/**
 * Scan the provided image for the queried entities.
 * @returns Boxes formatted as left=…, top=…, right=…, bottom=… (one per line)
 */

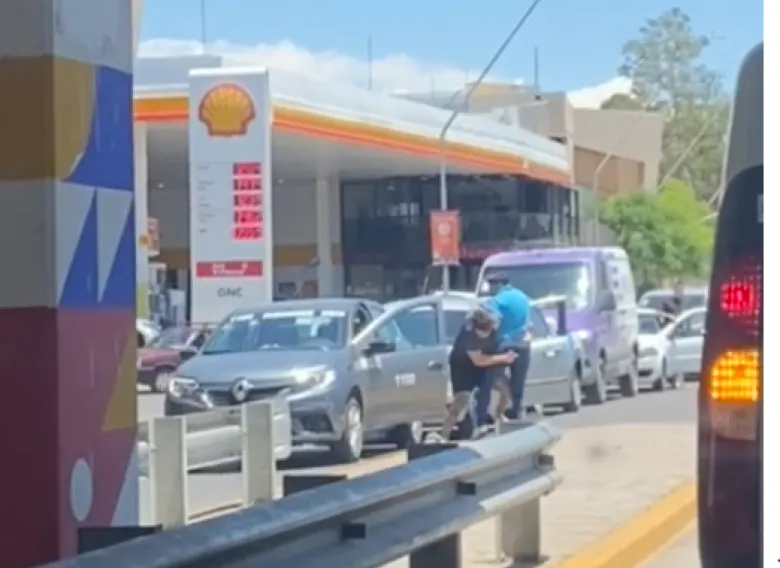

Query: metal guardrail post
left=241, top=401, right=277, bottom=505
left=494, top=420, right=545, bottom=563
left=408, top=442, right=462, bottom=568
left=148, top=416, right=188, bottom=528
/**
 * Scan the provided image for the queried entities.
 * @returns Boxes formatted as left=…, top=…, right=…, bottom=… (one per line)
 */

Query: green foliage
left=600, top=93, right=644, bottom=111
left=617, top=8, right=730, bottom=200
left=599, top=180, right=714, bottom=289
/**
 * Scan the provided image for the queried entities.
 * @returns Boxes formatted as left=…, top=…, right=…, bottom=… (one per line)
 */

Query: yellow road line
left=552, top=481, right=697, bottom=568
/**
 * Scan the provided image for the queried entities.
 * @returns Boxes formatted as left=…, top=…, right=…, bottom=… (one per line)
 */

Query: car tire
left=331, top=397, right=364, bottom=463
left=562, top=367, right=583, bottom=413
left=619, top=358, right=640, bottom=398
left=668, top=373, right=683, bottom=390
left=392, top=421, right=424, bottom=449
left=583, top=358, right=608, bottom=405
left=153, top=366, right=175, bottom=393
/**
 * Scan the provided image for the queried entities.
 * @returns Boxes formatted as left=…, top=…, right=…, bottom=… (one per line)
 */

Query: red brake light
left=717, top=261, right=762, bottom=337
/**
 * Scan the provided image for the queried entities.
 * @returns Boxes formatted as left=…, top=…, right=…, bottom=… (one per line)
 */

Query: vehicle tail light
left=708, top=349, right=759, bottom=441
left=718, top=262, right=761, bottom=337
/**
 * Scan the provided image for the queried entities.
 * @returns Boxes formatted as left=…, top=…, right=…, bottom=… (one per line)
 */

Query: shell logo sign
left=198, top=83, right=256, bottom=137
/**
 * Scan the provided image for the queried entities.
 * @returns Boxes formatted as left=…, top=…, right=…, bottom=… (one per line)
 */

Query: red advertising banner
left=429, top=210, right=461, bottom=266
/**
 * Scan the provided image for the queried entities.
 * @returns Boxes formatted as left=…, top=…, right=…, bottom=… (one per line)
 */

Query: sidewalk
left=641, top=524, right=698, bottom=568
left=384, top=422, right=695, bottom=567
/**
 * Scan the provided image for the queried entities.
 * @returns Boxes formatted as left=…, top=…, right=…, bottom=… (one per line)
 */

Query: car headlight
left=639, top=347, right=659, bottom=357
left=289, top=367, right=336, bottom=393
left=167, top=377, right=200, bottom=397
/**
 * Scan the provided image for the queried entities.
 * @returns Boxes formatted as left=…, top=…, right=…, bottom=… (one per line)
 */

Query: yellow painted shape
left=102, top=329, right=138, bottom=432
left=0, top=56, right=94, bottom=180
left=552, top=481, right=697, bottom=568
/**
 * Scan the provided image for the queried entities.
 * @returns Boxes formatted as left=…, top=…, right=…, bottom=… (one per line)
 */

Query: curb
left=551, top=481, right=696, bottom=568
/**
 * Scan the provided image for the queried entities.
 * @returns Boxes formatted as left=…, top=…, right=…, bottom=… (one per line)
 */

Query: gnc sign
left=217, top=287, right=243, bottom=298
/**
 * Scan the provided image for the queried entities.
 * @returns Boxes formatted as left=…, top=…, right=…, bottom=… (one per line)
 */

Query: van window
left=479, top=263, right=593, bottom=309
left=606, top=257, right=636, bottom=308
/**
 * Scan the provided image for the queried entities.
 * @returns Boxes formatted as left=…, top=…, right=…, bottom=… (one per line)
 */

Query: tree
left=617, top=8, right=730, bottom=200
left=599, top=181, right=714, bottom=290
left=600, top=93, right=644, bottom=111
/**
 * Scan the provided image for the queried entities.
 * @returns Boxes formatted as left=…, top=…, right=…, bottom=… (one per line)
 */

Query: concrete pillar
left=0, top=2, right=138, bottom=566
left=315, top=177, right=334, bottom=295
left=135, top=122, right=150, bottom=317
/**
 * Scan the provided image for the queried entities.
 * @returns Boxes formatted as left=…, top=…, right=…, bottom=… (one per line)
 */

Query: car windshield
left=639, top=292, right=707, bottom=311
left=147, top=327, right=193, bottom=349
left=202, top=309, right=348, bottom=353
left=638, top=314, right=662, bottom=335
left=478, top=262, right=593, bottom=310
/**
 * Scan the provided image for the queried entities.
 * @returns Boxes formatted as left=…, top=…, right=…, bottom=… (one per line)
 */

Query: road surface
left=136, top=382, right=697, bottom=521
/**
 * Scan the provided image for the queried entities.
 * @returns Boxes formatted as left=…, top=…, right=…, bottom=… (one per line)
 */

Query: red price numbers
left=233, top=227, right=262, bottom=240
left=233, top=177, right=261, bottom=191
left=234, top=210, right=262, bottom=225
left=234, top=193, right=262, bottom=208
left=233, top=162, right=262, bottom=176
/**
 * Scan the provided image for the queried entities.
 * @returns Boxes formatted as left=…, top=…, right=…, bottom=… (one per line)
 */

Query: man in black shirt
left=426, top=308, right=517, bottom=442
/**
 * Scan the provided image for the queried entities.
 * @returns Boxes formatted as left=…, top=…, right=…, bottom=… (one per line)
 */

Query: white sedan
left=637, top=309, right=679, bottom=391
left=637, top=307, right=707, bottom=391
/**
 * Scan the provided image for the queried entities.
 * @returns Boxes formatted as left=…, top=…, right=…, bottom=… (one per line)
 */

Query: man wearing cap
left=425, top=308, right=516, bottom=443
left=482, top=272, right=532, bottom=421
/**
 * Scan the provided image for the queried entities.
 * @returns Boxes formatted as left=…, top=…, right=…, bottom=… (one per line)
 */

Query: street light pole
left=437, top=0, right=545, bottom=291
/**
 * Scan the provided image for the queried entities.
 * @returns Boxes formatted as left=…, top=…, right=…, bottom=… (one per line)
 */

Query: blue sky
left=140, top=0, right=762, bottom=103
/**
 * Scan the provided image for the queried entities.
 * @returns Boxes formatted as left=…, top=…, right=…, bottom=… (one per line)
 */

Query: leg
left=439, top=392, right=471, bottom=440
left=505, top=347, right=531, bottom=420
left=492, top=374, right=512, bottom=421
left=473, top=371, right=495, bottom=427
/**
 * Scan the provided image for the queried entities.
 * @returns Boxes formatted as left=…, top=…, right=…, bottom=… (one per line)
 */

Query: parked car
left=387, top=292, right=587, bottom=416
left=637, top=308, right=682, bottom=391
left=665, top=307, right=707, bottom=381
left=137, top=325, right=213, bottom=391
left=638, top=286, right=709, bottom=312
left=477, top=246, right=640, bottom=403
left=136, top=318, right=161, bottom=347
left=164, top=297, right=451, bottom=462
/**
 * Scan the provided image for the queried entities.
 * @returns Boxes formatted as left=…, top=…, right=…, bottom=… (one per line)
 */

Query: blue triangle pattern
left=100, top=204, right=136, bottom=308
left=60, top=193, right=99, bottom=308
left=65, top=66, right=134, bottom=192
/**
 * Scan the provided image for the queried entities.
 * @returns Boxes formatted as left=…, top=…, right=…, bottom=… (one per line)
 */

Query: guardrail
left=43, top=419, right=561, bottom=568
left=137, top=397, right=292, bottom=527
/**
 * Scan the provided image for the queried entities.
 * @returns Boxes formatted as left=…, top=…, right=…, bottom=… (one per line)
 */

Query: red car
left=137, top=326, right=211, bottom=392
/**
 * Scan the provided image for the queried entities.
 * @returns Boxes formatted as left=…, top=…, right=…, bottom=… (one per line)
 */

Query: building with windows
left=133, top=56, right=580, bottom=315
left=398, top=83, right=665, bottom=196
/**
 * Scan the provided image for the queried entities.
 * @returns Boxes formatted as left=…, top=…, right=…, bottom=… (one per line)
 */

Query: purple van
left=476, top=246, right=640, bottom=402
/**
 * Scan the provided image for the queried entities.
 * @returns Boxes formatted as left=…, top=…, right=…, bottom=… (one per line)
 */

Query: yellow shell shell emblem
left=198, top=83, right=256, bottom=137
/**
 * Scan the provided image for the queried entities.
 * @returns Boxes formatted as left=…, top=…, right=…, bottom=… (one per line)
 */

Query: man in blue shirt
left=480, top=272, right=532, bottom=424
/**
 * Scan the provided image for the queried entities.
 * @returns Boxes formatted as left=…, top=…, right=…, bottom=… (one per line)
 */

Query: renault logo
left=231, top=378, right=251, bottom=403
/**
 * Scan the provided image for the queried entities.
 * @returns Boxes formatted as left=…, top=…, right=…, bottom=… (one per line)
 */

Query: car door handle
left=427, top=361, right=444, bottom=371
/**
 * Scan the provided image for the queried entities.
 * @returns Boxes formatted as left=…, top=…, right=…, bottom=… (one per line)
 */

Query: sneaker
left=424, top=432, right=447, bottom=444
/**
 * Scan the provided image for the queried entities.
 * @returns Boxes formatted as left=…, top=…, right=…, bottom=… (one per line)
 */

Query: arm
left=466, top=350, right=512, bottom=367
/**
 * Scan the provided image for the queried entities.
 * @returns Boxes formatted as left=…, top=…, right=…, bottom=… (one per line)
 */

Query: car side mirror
left=363, top=339, right=396, bottom=356
left=545, top=316, right=558, bottom=336
left=598, top=291, right=617, bottom=312
left=180, top=347, right=198, bottom=362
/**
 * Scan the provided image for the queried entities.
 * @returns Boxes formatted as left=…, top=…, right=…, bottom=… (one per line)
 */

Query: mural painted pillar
left=0, top=1, right=138, bottom=565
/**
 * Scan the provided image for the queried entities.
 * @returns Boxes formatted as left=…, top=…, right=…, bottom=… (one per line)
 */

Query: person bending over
left=426, top=309, right=517, bottom=443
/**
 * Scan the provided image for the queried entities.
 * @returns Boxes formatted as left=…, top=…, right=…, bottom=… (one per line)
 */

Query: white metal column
left=315, top=177, right=334, bottom=296
left=134, top=122, right=150, bottom=317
